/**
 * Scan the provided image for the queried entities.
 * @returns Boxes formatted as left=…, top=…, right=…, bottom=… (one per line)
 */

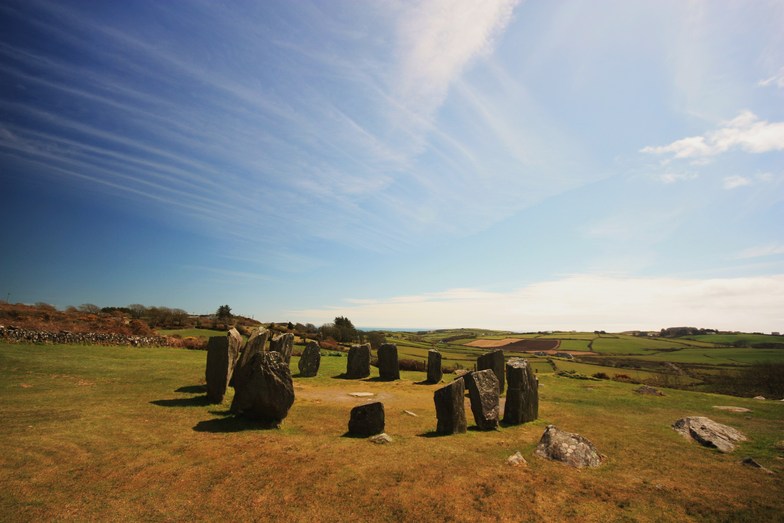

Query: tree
left=78, top=303, right=101, bottom=314
left=216, top=305, right=233, bottom=322
left=366, top=331, right=386, bottom=350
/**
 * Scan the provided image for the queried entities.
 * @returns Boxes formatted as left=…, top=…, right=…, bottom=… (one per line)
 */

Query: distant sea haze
left=358, top=327, right=433, bottom=332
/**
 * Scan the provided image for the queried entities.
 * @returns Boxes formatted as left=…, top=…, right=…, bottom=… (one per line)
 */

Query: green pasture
left=557, top=339, right=593, bottom=351
left=625, top=347, right=784, bottom=365
left=684, top=333, right=784, bottom=346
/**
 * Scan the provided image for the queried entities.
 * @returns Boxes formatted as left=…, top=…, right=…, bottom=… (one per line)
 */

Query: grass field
left=156, top=328, right=227, bottom=338
left=685, top=334, right=784, bottom=346
left=1, top=342, right=783, bottom=521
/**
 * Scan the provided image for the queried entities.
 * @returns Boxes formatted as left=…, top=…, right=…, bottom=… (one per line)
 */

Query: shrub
left=593, top=372, right=610, bottom=380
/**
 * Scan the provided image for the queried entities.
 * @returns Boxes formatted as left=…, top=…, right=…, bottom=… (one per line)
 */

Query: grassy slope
left=156, top=328, right=228, bottom=338
left=1, top=343, right=783, bottom=522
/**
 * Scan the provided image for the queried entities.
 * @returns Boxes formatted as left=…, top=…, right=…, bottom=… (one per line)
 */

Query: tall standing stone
left=465, top=369, right=500, bottom=430
left=434, top=379, right=467, bottom=435
left=231, top=327, right=268, bottom=390
left=348, top=402, right=385, bottom=436
left=346, top=344, right=371, bottom=379
left=377, top=343, right=400, bottom=381
left=269, top=333, right=294, bottom=364
left=427, top=350, right=443, bottom=384
left=477, top=349, right=505, bottom=393
left=503, top=357, right=539, bottom=425
left=231, top=351, right=294, bottom=424
left=298, top=341, right=321, bottom=377
left=205, top=328, right=242, bottom=404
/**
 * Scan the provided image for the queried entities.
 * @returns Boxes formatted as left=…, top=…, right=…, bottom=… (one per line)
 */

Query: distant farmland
left=466, top=338, right=562, bottom=352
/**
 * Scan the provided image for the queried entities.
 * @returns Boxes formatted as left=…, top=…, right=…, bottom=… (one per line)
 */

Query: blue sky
left=1, top=0, right=783, bottom=332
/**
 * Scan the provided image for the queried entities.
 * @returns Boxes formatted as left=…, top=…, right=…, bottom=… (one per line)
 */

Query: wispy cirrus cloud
left=737, top=243, right=784, bottom=259
left=759, top=67, right=784, bottom=88
left=641, top=111, right=784, bottom=160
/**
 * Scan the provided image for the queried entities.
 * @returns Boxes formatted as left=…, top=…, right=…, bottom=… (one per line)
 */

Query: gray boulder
left=230, top=351, right=295, bottom=424
left=673, top=416, right=747, bottom=453
left=298, top=341, right=321, bottom=377
left=205, top=329, right=242, bottom=404
left=231, top=327, right=269, bottom=390
left=377, top=343, right=400, bottom=381
left=269, top=332, right=294, bottom=364
left=426, top=349, right=443, bottom=383
left=346, top=344, right=371, bottom=379
left=477, top=349, right=505, bottom=393
left=503, top=358, right=538, bottom=425
left=434, top=378, right=467, bottom=435
left=348, top=401, right=385, bottom=436
left=465, top=369, right=500, bottom=430
left=535, top=425, right=603, bottom=468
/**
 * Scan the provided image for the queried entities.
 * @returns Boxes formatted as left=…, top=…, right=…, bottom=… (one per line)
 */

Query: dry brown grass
left=1, top=343, right=782, bottom=522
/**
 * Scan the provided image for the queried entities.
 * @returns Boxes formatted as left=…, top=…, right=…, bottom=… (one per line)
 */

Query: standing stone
left=503, top=357, right=539, bottom=425
left=348, top=402, right=385, bottom=436
left=535, top=425, right=603, bottom=468
left=377, top=343, right=400, bottom=381
left=231, top=351, right=294, bottom=424
left=346, top=344, right=371, bottom=379
left=465, top=369, right=500, bottom=430
left=269, top=333, right=294, bottom=364
left=205, top=329, right=243, bottom=403
left=477, top=349, right=505, bottom=393
left=298, top=341, right=321, bottom=377
left=434, top=378, right=467, bottom=435
left=427, top=350, right=443, bottom=384
left=231, top=327, right=269, bottom=390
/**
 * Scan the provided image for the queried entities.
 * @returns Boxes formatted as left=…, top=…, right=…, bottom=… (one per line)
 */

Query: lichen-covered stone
left=673, top=417, right=747, bottom=453
left=346, top=344, right=371, bottom=379
left=465, top=369, right=499, bottom=430
left=427, top=349, right=443, bottom=384
left=231, top=327, right=268, bottom=390
left=269, top=333, right=294, bottom=364
left=503, top=358, right=538, bottom=425
left=477, top=349, right=505, bottom=393
left=231, top=351, right=294, bottom=424
left=348, top=402, right=385, bottom=436
left=298, top=341, right=321, bottom=377
left=535, top=425, right=603, bottom=468
left=434, top=379, right=467, bottom=435
left=377, top=343, right=400, bottom=381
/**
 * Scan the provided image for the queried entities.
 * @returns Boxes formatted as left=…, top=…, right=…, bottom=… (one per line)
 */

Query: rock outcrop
left=346, top=344, right=371, bottom=379
left=426, top=349, right=442, bottom=383
left=477, top=349, right=505, bottom=393
left=269, top=333, right=294, bottom=364
left=377, top=343, right=400, bottom=381
left=298, top=341, right=321, bottom=377
left=503, top=358, right=538, bottom=425
left=465, top=369, right=500, bottom=430
left=673, top=417, right=747, bottom=453
left=348, top=402, right=385, bottom=436
left=230, top=351, right=295, bottom=424
left=535, top=425, right=603, bottom=468
left=434, top=379, right=467, bottom=435
left=205, top=329, right=242, bottom=404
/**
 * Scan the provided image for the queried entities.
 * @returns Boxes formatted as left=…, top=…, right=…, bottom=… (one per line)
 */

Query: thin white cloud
left=723, top=175, right=751, bottom=190
left=759, top=67, right=784, bottom=88
left=289, top=274, right=784, bottom=332
left=658, top=171, right=698, bottom=184
left=641, top=111, right=784, bottom=159
left=737, top=243, right=784, bottom=259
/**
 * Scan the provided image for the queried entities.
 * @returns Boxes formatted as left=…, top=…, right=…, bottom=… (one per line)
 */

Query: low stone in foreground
left=231, top=351, right=295, bottom=424
left=434, top=379, right=467, bottom=435
left=535, top=425, right=603, bottom=468
left=298, top=341, right=321, bottom=377
left=673, top=416, right=747, bottom=453
left=348, top=402, right=385, bottom=436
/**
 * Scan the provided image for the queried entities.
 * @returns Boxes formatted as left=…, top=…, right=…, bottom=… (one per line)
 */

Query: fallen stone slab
left=369, top=433, right=393, bottom=444
left=465, top=369, right=499, bottom=430
left=348, top=401, right=385, bottom=437
left=741, top=457, right=774, bottom=474
left=346, top=344, right=371, bottom=379
left=298, top=341, right=321, bottom=377
left=713, top=406, right=752, bottom=413
left=403, top=410, right=418, bottom=417
left=477, top=349, right=505, bottom=393
left=672, top=416, right=747, bottom=453
left=506, top=451, right=527, bottom=466
left=434, top=378, right=467, bottom=435
left=348, top=392, right=374, bottom=398
left=535, top=425, right=603, bottom=468
left=377, top=343, right=400, bottom=381
left=634, top=385, right=664, bottom=396
left=754, top=396, right=766, bottom=400
left=231, top=351, right=295, bottom=424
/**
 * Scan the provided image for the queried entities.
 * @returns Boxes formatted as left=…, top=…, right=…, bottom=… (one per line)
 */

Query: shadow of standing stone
left=427, top=349, right=442, bottom=384
left=269, top=332, right=294, bottom=364
left=348, top=401, right=385, bottom=436
left=466, top=369, right=500, bottom=430
left=205, top=328, right=242, bottom=404
left=346, top=344, right=371, bottom=379
left=434, top=378, right=467, bottom=435
left=298, top=341, right=321, bottom=377
left=377, top=343, right=400, bottom=381
left=477, top=349, right=505, bottom=393
left=503, top=357, right=538, bottom=425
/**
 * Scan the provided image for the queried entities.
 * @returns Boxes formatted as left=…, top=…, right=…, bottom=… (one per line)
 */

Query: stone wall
left=0, top=326, right=169, bottom=347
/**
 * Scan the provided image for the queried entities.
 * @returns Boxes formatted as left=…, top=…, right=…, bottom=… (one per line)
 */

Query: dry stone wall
left=0, top=326, right=168, bottom=346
